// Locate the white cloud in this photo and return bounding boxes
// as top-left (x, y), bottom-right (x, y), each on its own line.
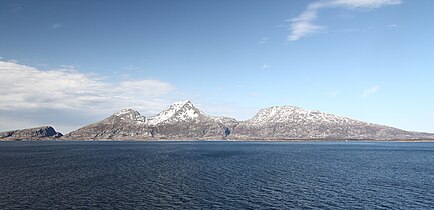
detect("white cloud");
top-left (388, 23), bottom-right (398, 28)
top-left (0, 61), bottom-right (176, 132)
top-left (363, 85), bottom-right (380, 96)
top-left (288, 0), bottom-right (402, 41)
top-left (0, 61), bottom-right (175, 110)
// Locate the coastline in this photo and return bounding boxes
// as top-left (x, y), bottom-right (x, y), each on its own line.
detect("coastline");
top-left (2, 138), bottom-right (434, 142)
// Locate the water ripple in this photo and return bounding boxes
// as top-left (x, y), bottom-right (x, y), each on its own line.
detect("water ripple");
top-left (0, 141), bottom-right (433, 209)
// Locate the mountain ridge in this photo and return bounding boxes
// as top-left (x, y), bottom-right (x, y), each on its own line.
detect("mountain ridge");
top-left (62, 100), bottom-right (434, 141)
top-left (2, 100), bottom-right (434, 141)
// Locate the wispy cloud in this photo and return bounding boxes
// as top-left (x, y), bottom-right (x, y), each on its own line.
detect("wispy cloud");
top-left (234, 49), bottom-right (247, 54)
top-left (0, 61), bottom-right (177, 132)
top-left (258, 37), bottom-right (270, 44)
top-left (288, 0), bottom-right (402, 41)
top-left (324, 90), bottom-right (339, 97)
top-left (261, 64), bottom-right (271, 70)
top-left (11, 3), bottom-right (23, 13)
top-left (363, 85), bottom-right (380, 96)
top-left (59, 64), bottom-right (77, 69)
top-left (388, 23), bottom-right (399, 28)
top-left (51, 23), bottom-right (62, 29)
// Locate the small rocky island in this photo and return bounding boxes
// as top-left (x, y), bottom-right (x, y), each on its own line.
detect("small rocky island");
top-left (1, 101), bottom-right (434, 141)
top-left (0, 126), bottom-right (63, 141)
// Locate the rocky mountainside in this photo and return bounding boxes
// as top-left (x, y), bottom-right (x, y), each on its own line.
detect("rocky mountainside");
top-left (63, 109), bottom-right (153, 140)
top-left (4, 101), bottom-right (432, 141)
top-left (63, 101), bottom-right (236, 140)
top-left (147, 100), bottom-right (237, 139)
top-left (232, 105), bottom-right (434, 140)
top-left (61, 101), bottom-right (434, 141)
top-left (7, 100), bottom-right (426, 141)
top-left (0, 126), bottom-right (63, 141)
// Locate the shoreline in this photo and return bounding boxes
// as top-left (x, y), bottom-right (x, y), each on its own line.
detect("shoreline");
top-left (2, 139), bottom-right (434, 142)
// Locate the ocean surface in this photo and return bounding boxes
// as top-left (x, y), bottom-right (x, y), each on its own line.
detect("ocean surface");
top-left (0, 141), bottom-right (433, 209)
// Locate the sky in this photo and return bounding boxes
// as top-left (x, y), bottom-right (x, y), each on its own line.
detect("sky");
top-left (1, 0), bottom-right (433, 133)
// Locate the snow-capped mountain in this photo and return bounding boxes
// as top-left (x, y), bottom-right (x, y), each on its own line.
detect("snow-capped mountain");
top-left (233, 105), bottom-right (432, 140)
top-left (245, 105), bottom-right (353, 126)
top-left (148, 100), bottom-right (205, 125)
top-left (63, 100), bottom-right (434, 141)
top-left (64, 101), bottom-right (237, 140)
top-left (114, 108), bottom-right (148, 124)
top-left (147, 100), bottom-right (236, 139)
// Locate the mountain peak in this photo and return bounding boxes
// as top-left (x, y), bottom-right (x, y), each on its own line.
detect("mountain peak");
top-left (113, 108), bottom-right (147, 124)
top-left (115, 108), bottom-right (138, 116)
top-left (62, 101), bottom-right (434, 141)
top-left (148, 100), bottom-right (205, 125)
top-left (172, 100), bottom-right (192, 107)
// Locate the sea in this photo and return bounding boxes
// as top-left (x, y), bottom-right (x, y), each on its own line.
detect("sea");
top-left (0, 141), bottom-right (433, 209)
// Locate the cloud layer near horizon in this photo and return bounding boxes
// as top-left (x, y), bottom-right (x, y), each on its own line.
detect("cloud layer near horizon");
top-left (289, 0), bottom-right (402, 41)
top-left (0, 61), bottom-right (175, 111)
top-left (0, 61), bottom-right (176, 132)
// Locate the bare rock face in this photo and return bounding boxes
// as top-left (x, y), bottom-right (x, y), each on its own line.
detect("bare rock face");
top-left (63, 109), bottom-right (153, 140)
top-left (232, 105), bottom-right (434, 140)
top-left (0, 126), bottom-right (63, 141)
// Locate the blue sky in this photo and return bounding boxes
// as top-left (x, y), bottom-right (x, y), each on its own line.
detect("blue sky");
top-left (1, 0), bottom-right (433, 133)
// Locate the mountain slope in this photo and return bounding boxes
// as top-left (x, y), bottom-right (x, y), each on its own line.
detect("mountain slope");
top-left (232, 105), bottom-right (434, 140)
top-left (148, 100), bottom-right (205, 125)
top-left (63, 109), bottom-right (153, 140)
top-left (63, 101), bottom-right (237, 140)
top-left (62, 101), bottom-right (434, 141)
top-left (148, 100), bottom-right (236, 139)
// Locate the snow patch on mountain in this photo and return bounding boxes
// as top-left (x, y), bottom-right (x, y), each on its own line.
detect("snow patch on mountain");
top-left (148, 100), bottom-right (204, 125)
top-left (114, 108), bottom-right (147, 124)
top-left (246, 105), bottom-right (364, 126)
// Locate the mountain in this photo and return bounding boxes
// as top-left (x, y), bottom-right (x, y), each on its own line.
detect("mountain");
top-left (0, 126), bottom-right (63, 141)
top-left (232, 105), bottom-right (434, 140)
top-left (63, 101), bottom-right (236, 140)
top-left (148, 100), bottom-right (205, 125)
top-left (61, 101), bottom-right (434, 141)
top-left (147, 100), bottom-right (237, 139)
top-left (63, 109), bottom-right (153, 140)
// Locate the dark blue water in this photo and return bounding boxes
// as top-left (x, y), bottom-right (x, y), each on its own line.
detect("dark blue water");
top-left (0, 141), bottom-right (433, 209)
